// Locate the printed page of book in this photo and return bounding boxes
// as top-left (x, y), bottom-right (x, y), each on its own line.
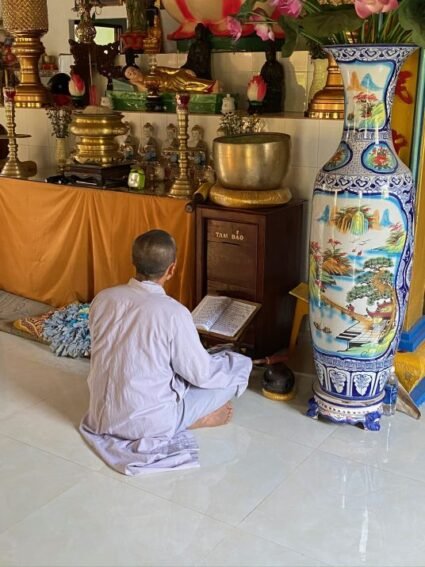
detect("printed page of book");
top-left (192, 295), bottom-right (231, 331)
top-left (210, 300), bottom-right (257, 338)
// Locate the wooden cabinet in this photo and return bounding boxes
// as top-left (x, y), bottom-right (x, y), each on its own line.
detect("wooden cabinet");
top-left (195, 200), bottom-right (305, 357)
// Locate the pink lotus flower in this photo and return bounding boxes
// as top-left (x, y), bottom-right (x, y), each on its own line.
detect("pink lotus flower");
top-left (247, 75), bottom-right (267, 101)
top-left (250, 11), bottom-right (275, 41)
top-left (269, 0), bottom-right (303, 18)
top-left (227, 16), bottom-right (243, 41)
top-left (254, 22), bottom-right (275, 41)
top-left (354, 0), bottom-right (399, 18)
top-left (69, 73), bottom-right (86, 97)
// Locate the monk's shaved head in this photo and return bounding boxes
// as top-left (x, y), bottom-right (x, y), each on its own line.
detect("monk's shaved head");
top-left (132, 230), bottom-right (176, 281)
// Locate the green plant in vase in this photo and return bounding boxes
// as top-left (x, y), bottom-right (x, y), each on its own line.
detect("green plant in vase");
top-left (46, 105), bottom-right (73, 174)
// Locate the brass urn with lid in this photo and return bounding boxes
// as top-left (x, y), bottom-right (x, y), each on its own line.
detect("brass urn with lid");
top-left (70, 106), bottom-right (128, 165)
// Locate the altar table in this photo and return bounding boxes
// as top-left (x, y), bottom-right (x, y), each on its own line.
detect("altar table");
top-left (0, 178), bottom-right (195, 308)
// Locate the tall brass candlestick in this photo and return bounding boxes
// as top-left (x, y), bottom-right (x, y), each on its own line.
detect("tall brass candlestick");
top-left (168, 93), bottom-right (194, 199)
top-left (0, 88), bottom-right (32, 178)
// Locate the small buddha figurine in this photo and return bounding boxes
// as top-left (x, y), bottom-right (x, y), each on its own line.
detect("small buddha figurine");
top-left (144, 0), bottom-right (162, 54)
top-left (120, 122), bottom-right (139, 160)
top-left (181, 23), bottom-right (212, 80)
top-left (124, 65), bottom-right (218, 94)
top-left (144, 14), bottom-right (162, 54)
top-left (260, 41), bottom-right (285, 113)
top-left (138, 122), bottom-right (159, 162)
top-left (189, 125), bottom-right (208, 165)
top-left (163, 123), bottom-right (179, 151)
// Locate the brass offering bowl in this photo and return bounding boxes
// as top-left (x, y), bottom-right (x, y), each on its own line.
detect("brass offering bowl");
top-left (70, 106), bottom-right (128, 166)
top-left (211, 132), bottom-right (292, 208)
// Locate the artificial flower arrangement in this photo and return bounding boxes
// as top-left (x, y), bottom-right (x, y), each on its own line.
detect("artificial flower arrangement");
top-left (228, 0), bottom-right (425, 55)
top-left (218, 111), bottom-right (265, 136)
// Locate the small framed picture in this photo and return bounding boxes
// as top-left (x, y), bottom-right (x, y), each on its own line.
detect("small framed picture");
top-left (101, 0), bottom-right (124, 5)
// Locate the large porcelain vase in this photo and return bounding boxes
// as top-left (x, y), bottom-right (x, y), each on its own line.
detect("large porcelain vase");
top-left (308, 44), bottom-right (417, 430)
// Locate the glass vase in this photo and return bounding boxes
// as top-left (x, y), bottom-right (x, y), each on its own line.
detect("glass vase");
top-left (55, 136), bottom-right (68, 174)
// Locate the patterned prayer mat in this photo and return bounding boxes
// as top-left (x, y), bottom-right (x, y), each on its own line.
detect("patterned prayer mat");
top-left (0, 290), bottom-right (53, 343)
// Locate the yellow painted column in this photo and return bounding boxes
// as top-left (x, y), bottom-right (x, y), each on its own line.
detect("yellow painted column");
top-left (404, 124), bottom-right (425, 330)
top-left (391, 51), bottom-right (425, 331)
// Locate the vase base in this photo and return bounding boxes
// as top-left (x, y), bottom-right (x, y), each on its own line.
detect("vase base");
top-left (307, 381), bottom-right (384, 431)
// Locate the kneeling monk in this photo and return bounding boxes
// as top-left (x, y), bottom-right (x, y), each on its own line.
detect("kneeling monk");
top-left (80, 230), bottom-right (252, 475)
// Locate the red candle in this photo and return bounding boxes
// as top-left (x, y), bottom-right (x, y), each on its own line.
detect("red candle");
top-left (3, 87), bottom-right (16, 103)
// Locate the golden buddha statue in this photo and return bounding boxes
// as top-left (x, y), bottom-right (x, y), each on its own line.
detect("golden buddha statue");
top-left (124, 65), bottom-right (218, 93)
top-left (144, 14), bottom-right (162, 54)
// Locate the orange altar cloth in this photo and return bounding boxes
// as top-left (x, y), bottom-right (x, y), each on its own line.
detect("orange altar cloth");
top-left (0, 178), bottom-right (195, 308)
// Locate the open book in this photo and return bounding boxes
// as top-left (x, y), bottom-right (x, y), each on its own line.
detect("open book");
top-left (192, 295), bottom-right (261, 340)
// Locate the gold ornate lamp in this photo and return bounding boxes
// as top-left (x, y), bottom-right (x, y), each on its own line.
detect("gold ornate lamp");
top-left (2, 0), bottom-right (50, 108)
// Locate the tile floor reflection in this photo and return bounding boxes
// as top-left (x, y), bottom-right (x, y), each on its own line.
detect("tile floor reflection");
top-left (0, 331), bottom-right (424, 567)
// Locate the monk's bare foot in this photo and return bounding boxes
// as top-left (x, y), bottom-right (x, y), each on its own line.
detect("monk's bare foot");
top-left (188, 402), bottom-right (233, 430)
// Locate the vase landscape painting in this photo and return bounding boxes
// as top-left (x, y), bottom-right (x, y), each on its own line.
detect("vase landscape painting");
top-left (344, 62), bottom-right (393, 131)
top-left (310, 191), bottom-right (407, 382)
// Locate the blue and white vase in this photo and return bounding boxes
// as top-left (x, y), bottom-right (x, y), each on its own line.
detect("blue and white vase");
top-left (308, 44), bottom-right (417, 430)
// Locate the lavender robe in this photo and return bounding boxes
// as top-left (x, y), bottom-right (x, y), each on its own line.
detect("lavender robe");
top-left (80, 279), bottom-right (252, 475)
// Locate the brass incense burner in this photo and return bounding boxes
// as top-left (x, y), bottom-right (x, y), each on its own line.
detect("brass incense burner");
top-left (70, 107), bottom-right (128, 165)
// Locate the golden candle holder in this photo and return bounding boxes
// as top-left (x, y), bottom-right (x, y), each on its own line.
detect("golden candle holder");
top-left (307, 54), bottom-right (345, 120)
top-left (168, 93), bottom-right (194, 199)
top-left (0, 87), bottom-right (36, 179)
top-left (2, 0), bottom-right (50, 108)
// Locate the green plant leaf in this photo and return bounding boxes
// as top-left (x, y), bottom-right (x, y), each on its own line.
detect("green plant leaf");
top-left (301, 6), bottom-right (363, 36)
top-left (236, 0), bottom-right (258, 18)
top-left (398, 0), bottom-right (425, 47)
top-left (278, 15), bottom-right (300, 57)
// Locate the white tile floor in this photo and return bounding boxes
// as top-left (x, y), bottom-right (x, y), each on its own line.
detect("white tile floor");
top-left (1, 331), bottom-right (425, 567)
